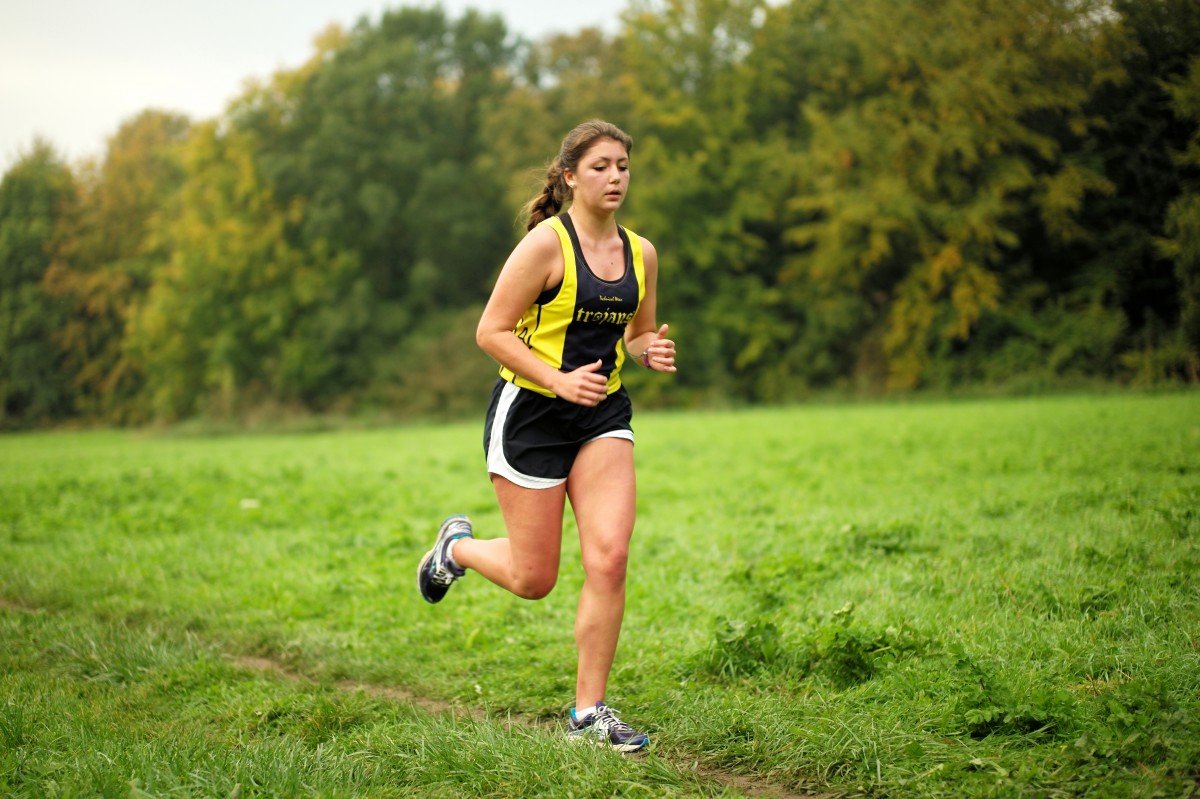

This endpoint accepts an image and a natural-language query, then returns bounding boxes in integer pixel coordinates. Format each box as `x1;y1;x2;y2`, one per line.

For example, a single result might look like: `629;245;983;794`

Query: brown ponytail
523;157;568;231
522;120;633;231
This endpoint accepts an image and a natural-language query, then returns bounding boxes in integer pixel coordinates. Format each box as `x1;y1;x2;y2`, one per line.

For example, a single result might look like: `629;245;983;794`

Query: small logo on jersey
599;295;622;302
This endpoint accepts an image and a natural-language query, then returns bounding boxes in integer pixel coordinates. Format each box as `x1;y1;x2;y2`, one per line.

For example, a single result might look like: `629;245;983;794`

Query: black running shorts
483;379;634;489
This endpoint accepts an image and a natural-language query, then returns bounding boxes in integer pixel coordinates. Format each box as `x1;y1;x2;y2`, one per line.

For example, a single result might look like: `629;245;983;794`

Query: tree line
2;0;1197;428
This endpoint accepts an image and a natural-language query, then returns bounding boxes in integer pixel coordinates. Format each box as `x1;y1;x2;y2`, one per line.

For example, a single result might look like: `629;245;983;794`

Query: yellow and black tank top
500;213;646;398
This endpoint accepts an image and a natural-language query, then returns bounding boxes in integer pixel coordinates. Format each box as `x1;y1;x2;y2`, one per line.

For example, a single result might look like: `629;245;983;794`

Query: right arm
476;226;609;407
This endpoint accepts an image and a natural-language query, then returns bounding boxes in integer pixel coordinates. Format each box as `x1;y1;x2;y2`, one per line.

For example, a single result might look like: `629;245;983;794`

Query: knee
512;572;557;600
583;545;629;589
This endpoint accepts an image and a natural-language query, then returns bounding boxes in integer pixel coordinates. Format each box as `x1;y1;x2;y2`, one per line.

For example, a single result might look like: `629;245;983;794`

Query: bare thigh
491;475;567;596
567;437;636;580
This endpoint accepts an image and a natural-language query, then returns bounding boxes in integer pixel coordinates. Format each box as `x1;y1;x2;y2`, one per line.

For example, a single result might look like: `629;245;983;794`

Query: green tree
775;0;1124;388
1161;55;1200;378
251;7;516;394
128;121;360;420
0;141;75;426
42;110;190;421
612;0;809;401
482;26;628;215
1082;0;1200;382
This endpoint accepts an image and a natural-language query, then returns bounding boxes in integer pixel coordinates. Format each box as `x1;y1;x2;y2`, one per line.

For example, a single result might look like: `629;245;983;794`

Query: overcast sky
0;0;629;170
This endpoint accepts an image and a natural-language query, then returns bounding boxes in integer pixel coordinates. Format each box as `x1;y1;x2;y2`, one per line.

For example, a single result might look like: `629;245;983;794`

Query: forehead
580;137;629;162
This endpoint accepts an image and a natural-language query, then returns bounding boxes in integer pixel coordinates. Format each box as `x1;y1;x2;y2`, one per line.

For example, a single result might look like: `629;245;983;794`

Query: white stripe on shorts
487;381;566;490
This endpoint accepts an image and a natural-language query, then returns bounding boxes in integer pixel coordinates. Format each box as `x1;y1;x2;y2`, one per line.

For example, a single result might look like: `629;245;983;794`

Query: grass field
2;392;1198;798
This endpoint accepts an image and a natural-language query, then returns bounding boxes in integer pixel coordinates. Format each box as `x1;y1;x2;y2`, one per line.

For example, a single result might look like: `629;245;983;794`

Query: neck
568;205;618;241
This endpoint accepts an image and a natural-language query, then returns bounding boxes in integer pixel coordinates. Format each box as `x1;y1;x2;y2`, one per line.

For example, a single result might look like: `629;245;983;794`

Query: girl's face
566;137;630;213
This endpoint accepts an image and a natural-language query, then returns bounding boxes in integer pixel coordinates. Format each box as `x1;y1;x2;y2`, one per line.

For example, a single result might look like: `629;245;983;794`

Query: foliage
2;0;1199;424
1161;55;1200;378
1081;0;1200;383
245;7;516;409
780;0;1123;388
127;120;363;419
41;110;191;422
0;142;75;427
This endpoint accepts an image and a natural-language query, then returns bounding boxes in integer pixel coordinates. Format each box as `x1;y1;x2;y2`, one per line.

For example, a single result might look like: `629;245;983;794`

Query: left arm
623;237;677;373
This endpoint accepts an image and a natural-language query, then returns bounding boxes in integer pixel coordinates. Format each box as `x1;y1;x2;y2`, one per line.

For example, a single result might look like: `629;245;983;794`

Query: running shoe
417;515;472;604
567;703;650;753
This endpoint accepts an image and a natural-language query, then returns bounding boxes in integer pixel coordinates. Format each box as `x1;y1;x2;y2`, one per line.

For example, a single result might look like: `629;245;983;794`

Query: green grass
2;392;1198;797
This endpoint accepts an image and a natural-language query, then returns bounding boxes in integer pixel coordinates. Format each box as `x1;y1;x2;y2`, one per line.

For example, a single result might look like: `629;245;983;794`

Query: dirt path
230;654;828;799
2;597;824;798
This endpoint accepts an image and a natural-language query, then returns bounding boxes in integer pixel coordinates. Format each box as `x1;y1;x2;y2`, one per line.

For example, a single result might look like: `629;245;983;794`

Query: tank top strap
622;225;646;305
541;215;576;300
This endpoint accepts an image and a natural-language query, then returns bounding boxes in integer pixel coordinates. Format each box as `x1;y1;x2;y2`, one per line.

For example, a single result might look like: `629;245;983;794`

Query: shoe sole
566;732;650;754
417;548;440;603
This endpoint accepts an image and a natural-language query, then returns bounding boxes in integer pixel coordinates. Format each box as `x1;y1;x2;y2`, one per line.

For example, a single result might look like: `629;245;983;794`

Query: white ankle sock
574;704;598;721
446;538;463;570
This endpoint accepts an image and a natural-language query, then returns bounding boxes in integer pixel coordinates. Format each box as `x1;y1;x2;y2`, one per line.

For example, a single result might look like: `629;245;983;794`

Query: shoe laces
429;561;457;587
592;705;635;738
445;519;472;538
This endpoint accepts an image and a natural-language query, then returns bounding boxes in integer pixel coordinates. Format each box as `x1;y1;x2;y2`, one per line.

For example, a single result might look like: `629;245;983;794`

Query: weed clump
689;603;923;689
798;603;922;689
1075;680;1198;767
947;644;1076;740
698;616;785;679
842;522;923;556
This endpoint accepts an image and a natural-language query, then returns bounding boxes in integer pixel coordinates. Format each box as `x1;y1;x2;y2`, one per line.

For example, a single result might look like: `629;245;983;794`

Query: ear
563;168;576;189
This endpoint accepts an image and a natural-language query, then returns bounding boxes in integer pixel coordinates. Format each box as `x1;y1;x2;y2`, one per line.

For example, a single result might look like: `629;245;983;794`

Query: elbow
475;324;493;353
476;327;510;362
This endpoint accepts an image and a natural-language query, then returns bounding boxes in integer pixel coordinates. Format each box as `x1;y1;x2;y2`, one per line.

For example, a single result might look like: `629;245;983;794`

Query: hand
643;323;676;373
553;360;609;407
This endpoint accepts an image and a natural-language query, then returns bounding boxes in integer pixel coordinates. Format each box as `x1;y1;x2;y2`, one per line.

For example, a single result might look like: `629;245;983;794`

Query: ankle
573;703;599;721
446;537;466;570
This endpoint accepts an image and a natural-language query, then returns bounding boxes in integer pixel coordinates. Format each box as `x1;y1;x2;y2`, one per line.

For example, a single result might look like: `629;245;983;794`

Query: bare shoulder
497;222;564;292
512;223;561;261
638;235;658;273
